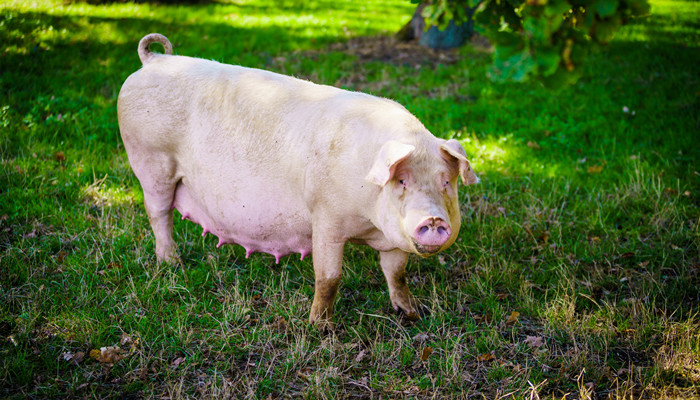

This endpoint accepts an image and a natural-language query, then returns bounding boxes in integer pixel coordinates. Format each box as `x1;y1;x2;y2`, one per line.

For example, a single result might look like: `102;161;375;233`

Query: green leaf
595;0;620;18
501;4;523;29
544;0;573;17
535;48;562;76
491;47;538;82
592;15;622;43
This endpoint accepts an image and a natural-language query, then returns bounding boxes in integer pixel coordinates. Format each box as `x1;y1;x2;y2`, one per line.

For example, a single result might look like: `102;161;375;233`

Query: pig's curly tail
138;33;173;65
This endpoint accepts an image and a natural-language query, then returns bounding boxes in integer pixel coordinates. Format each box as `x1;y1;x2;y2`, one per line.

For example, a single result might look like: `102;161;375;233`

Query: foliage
418;0;650;87
1;0;699;398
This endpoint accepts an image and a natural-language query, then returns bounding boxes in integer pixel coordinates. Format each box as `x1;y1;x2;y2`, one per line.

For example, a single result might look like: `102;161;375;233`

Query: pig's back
118;55;419;261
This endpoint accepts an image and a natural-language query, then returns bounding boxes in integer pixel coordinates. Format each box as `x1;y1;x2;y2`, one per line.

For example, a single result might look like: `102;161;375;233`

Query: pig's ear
365;140;415;186
440;139;479;185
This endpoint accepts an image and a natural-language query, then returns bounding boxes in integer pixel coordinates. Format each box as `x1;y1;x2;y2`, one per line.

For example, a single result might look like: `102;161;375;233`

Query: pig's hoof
157;252;182;265
391;298;423;321
398;307;420;322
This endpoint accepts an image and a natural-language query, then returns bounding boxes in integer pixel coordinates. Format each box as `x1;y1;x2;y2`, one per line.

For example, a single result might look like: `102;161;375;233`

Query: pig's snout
413;217;451;254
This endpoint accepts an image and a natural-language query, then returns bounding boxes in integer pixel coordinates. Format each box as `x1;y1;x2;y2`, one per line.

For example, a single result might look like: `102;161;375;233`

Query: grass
1;0;699;398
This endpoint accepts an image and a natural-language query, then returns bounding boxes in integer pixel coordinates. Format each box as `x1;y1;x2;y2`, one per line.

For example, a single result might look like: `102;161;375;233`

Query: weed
1;0;699;398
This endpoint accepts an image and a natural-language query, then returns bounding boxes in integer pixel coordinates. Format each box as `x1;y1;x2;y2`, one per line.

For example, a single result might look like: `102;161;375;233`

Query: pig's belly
171;181;313;263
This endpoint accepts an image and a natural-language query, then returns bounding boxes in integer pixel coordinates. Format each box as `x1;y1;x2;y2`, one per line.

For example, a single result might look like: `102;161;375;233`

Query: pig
117;33;479;325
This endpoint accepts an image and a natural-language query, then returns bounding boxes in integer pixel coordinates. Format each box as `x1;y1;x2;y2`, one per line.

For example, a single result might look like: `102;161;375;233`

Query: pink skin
414;217;452;254
118;33;479;326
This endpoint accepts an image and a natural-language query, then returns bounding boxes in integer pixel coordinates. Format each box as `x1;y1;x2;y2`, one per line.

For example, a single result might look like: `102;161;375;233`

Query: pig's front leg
380;249;419;320
309;230;345;326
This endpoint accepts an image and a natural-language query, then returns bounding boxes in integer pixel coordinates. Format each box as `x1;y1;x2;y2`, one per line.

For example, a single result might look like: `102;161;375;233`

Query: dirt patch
325;34;492;68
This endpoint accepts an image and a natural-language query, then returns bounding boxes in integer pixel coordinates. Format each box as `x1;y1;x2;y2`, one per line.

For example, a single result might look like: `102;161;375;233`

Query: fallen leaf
23;229;37;239
62;351;85;365
496;293;509;300
171;356;186;368
587;165;604;174
90;346;126;364
54;151;65;162
476;352;496;362
420;346;433;361
403;385;421;395
524;336;544;348
527;141;541;150
354;349;367;363
506;311;520;326
413;332;430;342
120;333;133;347
55;250;68;264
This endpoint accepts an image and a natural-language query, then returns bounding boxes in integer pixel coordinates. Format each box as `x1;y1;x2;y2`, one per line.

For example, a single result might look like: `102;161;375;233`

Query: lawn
1;0;698;398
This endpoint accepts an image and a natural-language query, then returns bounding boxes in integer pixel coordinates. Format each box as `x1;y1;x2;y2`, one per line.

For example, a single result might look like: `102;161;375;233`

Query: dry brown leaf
355;349;367;363
524;335;544;348
420;346;433;361
587;164;604;174
171;356;186;368
90;346;126;364
506;311;520;326
120;333;133;346
476;352;496;362
526;141;541;150
62;351;85;365
413;332;430;342
55;250;68;264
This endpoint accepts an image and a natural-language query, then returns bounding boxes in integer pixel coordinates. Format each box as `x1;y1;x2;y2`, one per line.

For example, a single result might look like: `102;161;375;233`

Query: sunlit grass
1;0;699;398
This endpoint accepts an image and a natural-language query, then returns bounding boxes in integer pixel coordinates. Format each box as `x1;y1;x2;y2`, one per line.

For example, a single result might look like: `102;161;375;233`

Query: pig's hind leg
133;154;181;264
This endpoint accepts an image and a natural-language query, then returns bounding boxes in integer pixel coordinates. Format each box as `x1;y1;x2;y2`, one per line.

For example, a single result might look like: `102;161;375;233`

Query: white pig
117;33;478;324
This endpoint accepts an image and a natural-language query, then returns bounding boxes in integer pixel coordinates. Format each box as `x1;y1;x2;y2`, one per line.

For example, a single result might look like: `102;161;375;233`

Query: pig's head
366;138;479;256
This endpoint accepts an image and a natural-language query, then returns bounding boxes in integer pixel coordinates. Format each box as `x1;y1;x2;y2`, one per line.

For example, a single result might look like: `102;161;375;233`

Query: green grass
1;0;699;398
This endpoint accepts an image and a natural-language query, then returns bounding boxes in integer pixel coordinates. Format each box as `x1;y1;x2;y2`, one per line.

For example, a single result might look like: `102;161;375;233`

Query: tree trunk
397;3;476;50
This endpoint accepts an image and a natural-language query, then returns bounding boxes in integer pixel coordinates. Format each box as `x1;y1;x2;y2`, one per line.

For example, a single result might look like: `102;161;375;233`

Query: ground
0;0;699;398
